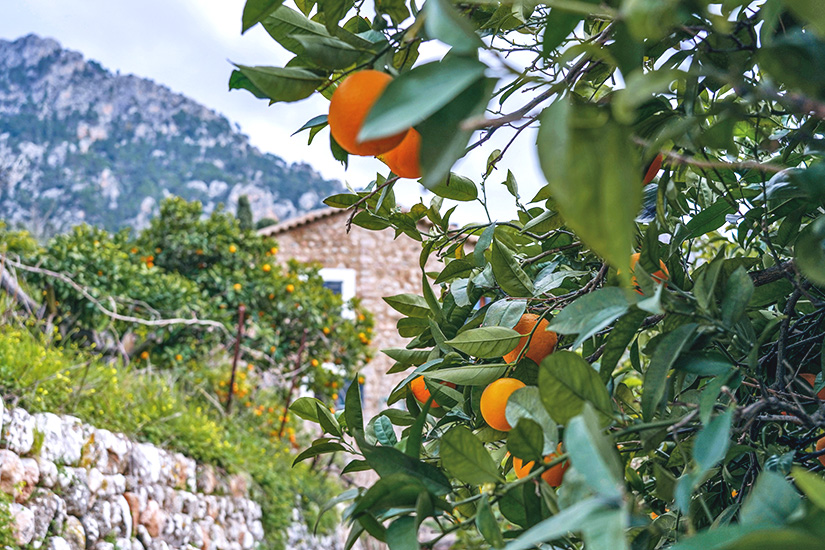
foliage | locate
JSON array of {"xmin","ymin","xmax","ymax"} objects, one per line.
[
  {"xmin": 0, "ymin": 491, "xmax": 14, "ymax": 548},
  {"xmin": 0, "ymin": 320, "xmax": 338, "ymax": 548},
  {"xmin": 237, "ymin": 194, "xmax": 255, "ymax": 230},
  {"xmin": 237, "ymin": 0, "xmax": 825, "ymax": 549}
]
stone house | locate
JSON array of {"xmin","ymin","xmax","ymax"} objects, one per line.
[{"xmin": 259, "ymin": 208, "xmax": 434, "ymax": 419}]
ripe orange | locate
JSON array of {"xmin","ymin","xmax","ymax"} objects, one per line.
[
  {"xmin": 629, "ymin": 252, "xmax": 669, "ymax": 289},
  {"xmin": 409, "ymin": 376, "xmax": 456, "ymax": 408},
  {"xmin": 800, "ymin": 373, "xmax": 825, "ymax": 400},
  {"xmin": 503, "ymin": 314, "xmax": 558, "ymax": 365},
  {"xmin": 381, "ymin": 128, "xmax": 421, "ymax": 179},
  {"xmin": 817, "ymin": 437, "xmax": 825, "ymax": 468},
  {"xmin": 643, "ymin": 153, "xmax": 664, "ymax": 185},
  {"xmin": 512, "ymin": 444, "xmax": 569, "ymax": 487},
  {"xmin": 328, "ymin": 70, "xmax": 409, "ymax": 156},
  {"xmin": 480, "ymin": 378, "xmax": 526, "ymax": 431}
]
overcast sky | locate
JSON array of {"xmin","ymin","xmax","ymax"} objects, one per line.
[{"xmin": 0, "ymin": 0, "xmax": 545, "ymax": 223}]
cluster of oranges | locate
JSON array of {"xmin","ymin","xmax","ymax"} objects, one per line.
[
  {"xmin": 328, "ymin": 70, "xmax": 422, "ymax": 179},
  {"xmin": 409, "ymin": 313, "xmax": 568, "ymax": 486}
]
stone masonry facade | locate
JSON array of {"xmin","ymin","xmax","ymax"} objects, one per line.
[{"xmin": 0, "ymin": 401, "xmax": 265, "ymax": 550}]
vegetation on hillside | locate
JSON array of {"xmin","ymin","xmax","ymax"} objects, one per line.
[
  {"xmin": 0, "ymin": 197, "xmax": 373, "ymax": 548},
  {"xmin": 235, "ymin": 0, "xmax": 825, "ymax": 549}
]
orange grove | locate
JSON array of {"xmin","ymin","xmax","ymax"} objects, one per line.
[
  {"xmin": 480, "ymin": 378, "xmax": 526, "ymax": 431},
  {"xmin": 503, "ymin": 313, "xmax": 558, "ymax": 365},
  {"xmin": 328, "ymin": 70, "xmax": 409, "ymax": 156}
]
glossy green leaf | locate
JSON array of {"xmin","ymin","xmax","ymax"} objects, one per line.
[
  {"xmin": 384, "ymin": 294, "xmax": 431, "ymax": 318},
  {"xmin": 721, "ymin": 266, "xmax": 754, "ymax": 327},
  {"xmin": 262, "ymin": 6, "xmax": 331, "ymax": 54},
  {"xmin": 353, "ymin": 473, "xmax": 429, "ymax": 516},
  {"xmin": 292, "ymin": 35, "xmax": 365, "ymax": 69},
  {"xmin": 293, "ymin": 442, "xmax": 345, "ymax": 465},
  {"xmin": 373, "ymin": 415, "xmax": 397, "ymax": 446},
  {"xmin": 228, "ymin": 70, "xmax": 269, "ymax": 99},
  {"xmin": 421, "ymin": 173, "xmax": 479, "ymax": 202},
  {"xmin": 426, "ymin": 365, "xmax": 508, "ymax": 386},
  {"xmin": 440, "ymin": 426, "xmax": 503, "ymax": 485},
  {"xmin": 542, "ymin": 9, "xmax": 582, "ymax": 54},
  {"xmin": 423, "ymin": 0, "xmax": 485, "ymax": 53},
  {"xmin": 795, "ymin": 216, "xmax": 825, "ymax": 286},
  {"xmin": 491, "ymin": 240, "xmax": 534, "ymax": 297},
  {"xmin": 361, "ymin": 445, "xmax": 452, "ymax": 495},
  {"xmin": 598, "ymin": 309, "xmax": 646, "ymax": 383},
  {"xmin": 484, "ymin": 299, "xmax": 527, "ymax": 328},
  {"xmin": 386, "ymin": 516, "xmax": 418, "ymax": 550},
  {"xmin": 791, "ymin": 467, "xmax": 825, "ymax": 511},
  {"xmin": 740, "ymin": 470, "xmax": 801, "ymax": 526},
  {"xmin": 641, "ymin": 323, "xmax": 697, "ymax": 420},
  {"xmin": 435, "ymin": 259, "xmax": 475, "ymax": 284},
  {"xmin": 360, "ymin": 56, "xmax": 486, "ymax": 141},
  {"xmin": 538, "ymin": 351, "xmax": 613, "ymax": 424},
  {"xmin": 675, "ymin": 352, "xmax": 734, "ymax": 376},
  {"xmin": 581, "ymin": 508, "xmax": 628, "ymax": 550},
  {"xmin": 693, "ymin": 409, "xmax": 733, "ymax": 472},
  {"xmin": 504, "ymin": 497, "xmax": 610, "ymax": 550},
  {"xmin": 682, "ymin": 199, "xmax": 736, "ymax": 241},
  {"xmin": 505, "ymin": 386, "xmax": 558, "ymax": 455},
  {"xmin": 565, "ymin": 404, "xmax": 624, "ymax": 499},
  {"xmin": 290, "ymin": 396, "xmax": 323, "ymax": 422},
  {"xmin": 537, "ymin": 99, "xmax": 641, "ymax": 274},
  {"xmin": 232, "ymin": 65, "xmax": 326, "ymax": 103},
  {"xmin": 345, "ymin": 375, "xmax": 364, "ymax": 434},
  {"xmin": 476, "ymin": 495, "xmax": 505, "ymax": 548},
  {"xmin": 242, "ymin": 0, "xmax": 286, "ymax": 32},
  {"xmin": 507, "ymin": 418, "xmax": 544, "ymax": 462},
  {"xmin": 445, "ymin": 326, "xmax": 521, "ymax": 358},
  {"xmin": 547, "ymin": 287, "xmax": 635, "ymax": 349}
]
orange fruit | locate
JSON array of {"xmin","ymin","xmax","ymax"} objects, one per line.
[
  {"xmin": 503, "ymin": 314, "xmax": 558, "ymax": 365},
  {"xmin": 409, "ymin": 376, "xmax": 456, "ymax": 408},
  {"xmin": 381, "ymin": 128, "xmax": 421, "ymax": 179},
  {"xmin": 328, "ymin": 70, "xmax": 409, "ymax": 156},
  {"xmin": 480, "ymin": 378, "xmax": 526, "ymax": 431},
  {"xmin": 629, "ymin": 252, "xmax": 669, "ymax": 291},
  {"xmin": 817, "ymin": 437, "xmax": 825, "ymax": 468},
  {"xmin": 800, "ymin": 373, "xmax": 825, "ymax": 400},
  {"xmin": 511, "ymin": 444, "xmax": 569, "ymax": 487},
  {"xmin": 643, "ymin": 153, "xmax": 664, "ymax": 185}
]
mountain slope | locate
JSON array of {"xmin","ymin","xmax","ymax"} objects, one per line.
[{"xmin": 0, "ymin": 34, "xmax": 341, "ymax": 236}]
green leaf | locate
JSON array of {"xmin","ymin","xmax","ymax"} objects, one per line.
[
  {"xmin": 785, "ymin": 0, "xmax": 825, "ymax": 38},
  {"xmin": 232, "ymin": 64, "xmax": 326, "ymax": 103},
  {"xmin": 533, "ymin": 267, "xmax": 589, "ymax": 295},
  {"xmin": 474, "ymin": 224, "xmax": 496, "ymax": 267},
  {"xmin": 228, "ymin": 70, "xmax": 269, "ymax": 99},
  {"xmin": 795, "ymin": 216, "xmax": 825, "ymax": 286},
  {"xmin": 323, "ymin": 192, "xmax": 359, "ymax": 209},
  {"xmin": 405, "ymin": 399, "xmax": 432, "ymax": 459},
  {"xmin": 505, "ymin": 386, "xmax": 559, "ymax": 455},
  {"xmin": 682, "ymin": 199, "xmax": 736, "ymax": 241},
  {"xmin": 373, "ymin": 415, "xmax": 397, "ymax": 446},
  {"xmin": 675, "ymin": 352, "xmax": 734, "ymax": 376},
  {"xmin": 565, "ymin": 404, "xmax": 624, "ymax": 500},
  {"xmin": 382, "ymin": 348, "xmax": 431, "ymax": 366},
  {"xmin": 341, "ymin": 459, "xmax": 371, "ymax": 474},
  {"xmin": 386, "ymin": 516, "xmax": 418, "ymax": 550},
  {"xmin": 423, "ymin": 0, "xmax": 485, "ymax": 53},
  {"xmin": 290, "ymin": 396, "xmax": 324, "ymax": 421},
  {"xmin": 262, "ymin": 6, "xmax": 332, "ymax": 55},
  {"xmin": 507, "ymin": 418, "xmax": 545, "ymax": 462},
  {"xmin": 504, "ymin": 497, "xmax": 610, "ymax": 550},
  {"xmin": 547, "ymin": 287, "xmax": 635, "ymax": 349},
  {"xmin": 484, "ymin": 299, "xmax": 527, "ymax": 329},
  {"xmin": 345, "ymin": 375, "xmax": 364, "ymax": 434},
  {"xmin": 491, "ymin": 240, "xmax": 534, "ymax": 297},
  {"xmin": 316, "ymin": 402, "xmax": 343, "ymax": 436},
  {"xmin": 353, "ymin": 473, "xmax": 429, "ymax": 516},
  {"xmin": 292, "ymin": 35, "xmax": 365, "ymax": 69},
  {"xmin": 445, "ymin": 326, "xmax": 521, "ymax": 358},
  {"xmin": 476, "ymin": 495, "xmax": 505, "ymax": 548},
  {"xmin": 539, "ymin": 351, "xmax": 614, "ymax": 425},
  {"xmin": 360, "ymin": 56, "xmax": 486, "ymax": 141},
  {"xmin": 641, "ymin": 323, "xmax": 697, "ymax": 420},
  {"xmin": 537, "ymin": 99, "xmax": 641, "ymax": 274},
  {"xmin": 581, "ymin": 508, "xmax": 628, "ymax": 550},
  {"xmin": 693, "ymin": 409, "xmax": 733, "ymax": 472},
  {"xmin": 293, "ymin": 442, "xmax": 345, "ymax": 465},
  {"xmin": 791, "ymin": 467, "xmax": 825, "ymax": 512},
  {"xmin": 542, "ymin": 9, "xmax": 582, "ymax": 54},
  {"xmin": 721, "ymin": 266, "xmax": 754, "ymax": 327},
  {"xmin": 384, "ymin": 294, "xmax": 431, "ymax": 318},
  {"xmin": 427, "ymin": 365, "xmax": 508, "ymax": 386},
  {"xmin": 598, "ymin": 309, "xmax": 646, "ymax": 383},
  {"xmin": 421, "ymin": 173, "xmax": 479, "ymax": 202},
  {"xmin": 361, "ymin": 445, "xmax": 452, "ymax": 495},
  {"xmin": 440, "ymin": 426, "xmax": 503, "ymax": 485},
  {"xmin": 318, "ymin": 0, "xmax": 352, "ymax": 31},
  {"xmin": 435, "ymin": 259, "xmax": 476, "ymax": 284},
  {"xmin": 376, "ymin": 0, "xmax": 411, "ymax": 25},
  {"xmin": 740, "ymin": 470, "xmax": 801, "ymax": 526},
  {"xmin": 242, "ymin": 0, "xmax": 286, "ymax": 33},
  {"xmin": 419, "ymin": 77, "xmax": 495, "ymax": 187}
]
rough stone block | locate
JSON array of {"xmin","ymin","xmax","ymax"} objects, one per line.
[
  {"xmin": 10, "ymin": 502, "xmax": 35, "ymax": 545},
  {"xmin": 2, "ymin": 407, "xmax": 34, "ymax": 455}
]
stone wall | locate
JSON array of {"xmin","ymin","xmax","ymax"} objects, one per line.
[{"xmin": 0, "ymin": 402, "xmax": 265, "ymax": 550}]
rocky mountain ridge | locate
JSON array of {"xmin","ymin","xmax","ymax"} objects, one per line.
[{"xmin": 0, "ymin": 34, "xmax": 341, "ymax": 236}]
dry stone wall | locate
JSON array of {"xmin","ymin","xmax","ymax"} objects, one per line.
[{"xmin": 0, "ymin": 402, "xmax": 265, "ymax": 550}]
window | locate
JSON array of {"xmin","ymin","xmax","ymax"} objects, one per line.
[{"xmin": 319, "ymin": 268, "xmax": 356, "ymax": 319}]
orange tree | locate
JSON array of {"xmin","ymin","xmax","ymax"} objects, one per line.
[
  {"xmin": 6, "ymin": 197, "xmax": 372, "ymax": 404},
  {"xmin": 236, "ymin": 0, "xmax": 825, "ymax": 548}
]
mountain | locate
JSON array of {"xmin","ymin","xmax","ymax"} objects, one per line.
[{"xmin": 0, "ymin": 34, "xmax": 342, "ymax": 236}]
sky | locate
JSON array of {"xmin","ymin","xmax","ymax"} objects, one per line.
[{"xmin": 0, "ymin": 0, "xmax": 546, "ymax": 224}]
